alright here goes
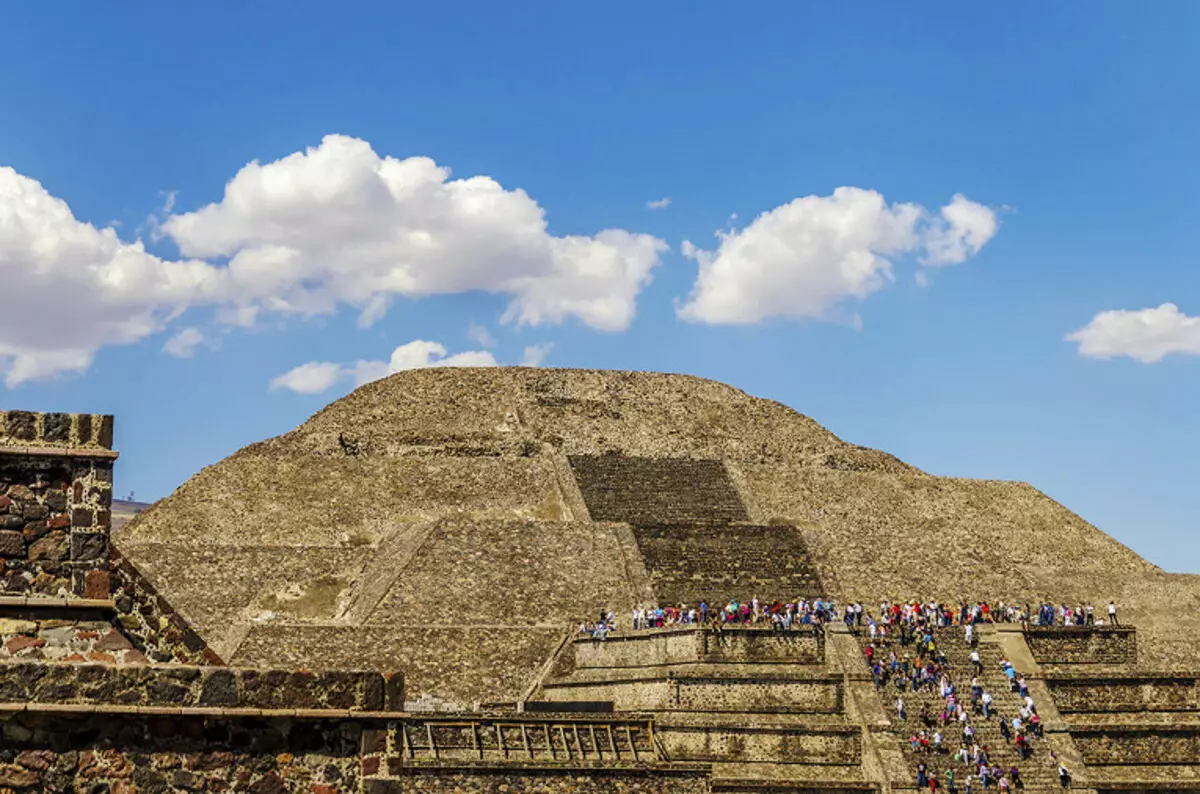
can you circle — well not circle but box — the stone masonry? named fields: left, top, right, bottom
left=0, top=409, right=115, bottom=600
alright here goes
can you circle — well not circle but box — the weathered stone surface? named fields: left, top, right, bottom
left=0, top=529, right=24, bottom=557
left=6, top=410, right=36, bottom=441
left=71, top=531, right=108, bottom=561
left=43, top=412, right=71, bottom=443
left=28, top=531, right=68, bottom=561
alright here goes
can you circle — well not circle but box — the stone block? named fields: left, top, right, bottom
left=71, top=532, right=108, bottom=562
left=71, top=508, right=94, bottom=528
left=76, top=414, right=92, bottom=444
left=22, top=520, right=49, bottom=544
left=97, top=416, right=114, bottom=449
left=83, top=570, right=111, bottom=600
left=384, top=672, right=405, bottom=712
left=29, top=531, right=68, bottom=562
left=44, top=490, right=67, bottom=512
left=6, top=411, right=36, bottom=441
left=362, top=673, right=385, bottom=711
left=43, top=413, right=71, bottom=443
left=22, top=503, right=48, bottom=521
left=199, top=669, right=239, bottom=707
left=0, top=514, right=23, bottom=530
left=0, top=530, right=24, bottom=557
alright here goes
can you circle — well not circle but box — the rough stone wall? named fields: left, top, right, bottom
left=546, top=675, right=842, bottom=713
left=231, top=625, right=562, bottom=709
left=1075, top=728, right=1200, bottom=766
left=366, top=518, right=634, bottom=627
left=109, top=545, right=224, bottom=665
left=569, top=455, right=749, bottom=525
left=0, top=712, right=364, bottom=793
left=631, top=523, right=824, bottom=607
left=0, top=449, right=113, bottom=600
left=656, top=724, right=861, bottom=765
left=119, top=452, right=565, bottom=548
left=365, top=767, right=712, bottom=794
left=0, top=659, right=400, bottom=711
left=571, top=628, right=823, bottom=669
left=0, top=605, right=145, bottom=665
left=1047, top=674, right=1200, bottom=712
left=1024, top=627, right=1138, bottom=665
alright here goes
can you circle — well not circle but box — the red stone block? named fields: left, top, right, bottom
left=83, top=569, right=111, bottom=600
left=5, top=635, right=46, bottom=654
left=361, top=756, right=380, bottom=776
left=47, top=513, right=70, bottom=530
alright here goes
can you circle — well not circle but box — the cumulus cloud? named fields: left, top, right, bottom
left=269, top=340, right=498, bottom=394
left=269, top=361, right=344, bottom=394
left=1066, top=303, right=1200, bottom=363
left=0, top=166, right=223, bottom=387
left=466, top=323, right=497, bottom=348
left=521, top=343, right=554, bottom=367
left=0, top=136, right=665, bottom=386
left=162, top=327, right=204, bottom=358
left=921, top=193, right=1000, bottom=266
left=677, top=188, right=997, bottom=325
left=348, top=340, right=497, bottom=385
left=646, top=197, right=672, bottom=210
left=163, top=134, right=666, bottom=333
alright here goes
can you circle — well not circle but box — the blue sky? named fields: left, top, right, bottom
left=2, top=3, right=1198, bottom=569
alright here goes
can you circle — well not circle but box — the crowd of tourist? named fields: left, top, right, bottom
left=853, top=600, right=1089, bottom=791
left=577, top=596, right=1120, bottom=640
left=574, top=595, right=1117, bottom=789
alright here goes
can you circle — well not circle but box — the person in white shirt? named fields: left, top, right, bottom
left=981, top=691, right=993, bottom=719
left=1108, top=600, right=1119, bottom=626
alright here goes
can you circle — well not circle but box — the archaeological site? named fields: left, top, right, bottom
left=1, top=367, right=1198, bottom=793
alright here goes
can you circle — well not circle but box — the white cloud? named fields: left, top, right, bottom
left=677, top=188, right=997, bottom=325
left=466, top=323, right=497, bottom=348
left=269, top=340, right=499, bottom=394
left=0, top=166, right=224, bottom=387
left=269, top=361, right=344, bottom=394
left=1066, top=303, right=1200, bottom=363
left=921, top=193, right=1000, bottom=266
left=164, top=134, right=666, bottom=334
left=350, top=340, right=497, bottom=385
left=521, top=343, right=554, bottom=367
left=646, top=197, right=672, bottom=210
left=163, top=327, right=204, bottom=358
left=0, top=135, right=665, bottom=386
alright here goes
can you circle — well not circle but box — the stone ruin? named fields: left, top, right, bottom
left=1, top=367, right=1198, bottom=793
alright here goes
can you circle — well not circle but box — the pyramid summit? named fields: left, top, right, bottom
left=2, top=368, right=1199, bottom=792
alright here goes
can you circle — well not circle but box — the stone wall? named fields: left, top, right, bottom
left=0, top=711, right=365, bottom=793
left=0, top=659, right=401, bottom=711
left=366, top=519, right=634, bottom=627
left=365, top=765, right=712, bottom=794
left=109, top=545, right=224, bottom=665
left=630, top=524, right=824, bottom=607
left=1, top=431, right=114, bottom=600
left=0, top=602, right=145, bottom=665
left=572, top=627, right=824, bottom=670
left=1046, top=674, right=1200, bottom=713
left=1023, top=626, right=1137, bottom=665
left=232, top=625, right=562, bottom=709
left=657, top=723, right=861, bottom=766
left=1074, top=728, right=1200, bottom=766
left=569, top=455, right=749, bottom=525
left=544, top=674, right=842, bottom=714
